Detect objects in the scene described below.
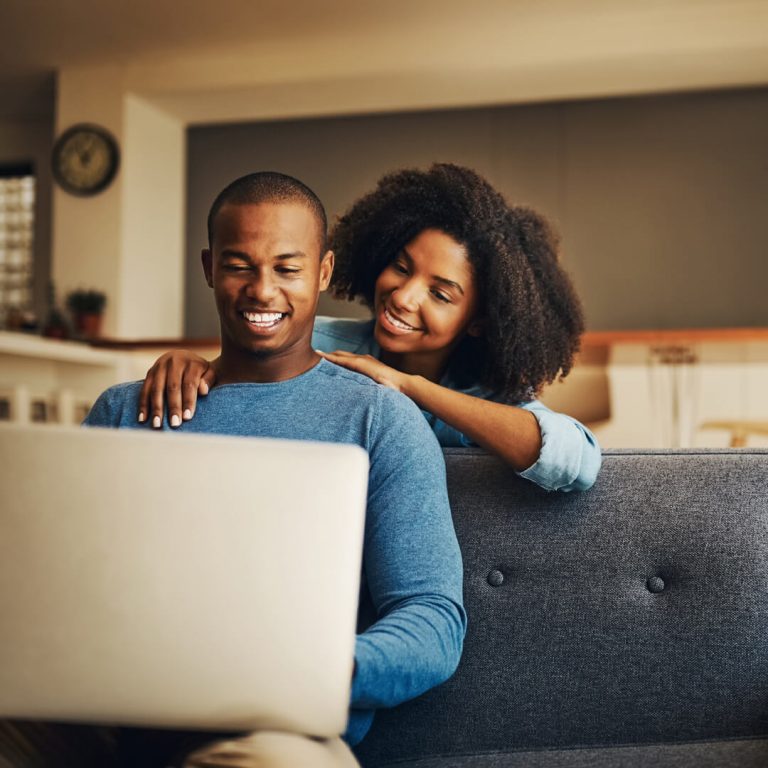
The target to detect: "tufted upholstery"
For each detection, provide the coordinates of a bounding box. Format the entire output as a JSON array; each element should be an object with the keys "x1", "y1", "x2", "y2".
[{"x1": 354, "y1": 449, "x2": 768, "y2": 768}]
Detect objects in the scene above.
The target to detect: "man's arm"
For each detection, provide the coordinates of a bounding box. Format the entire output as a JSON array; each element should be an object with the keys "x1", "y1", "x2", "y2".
[{"x1": 351, "y1": 389, "x2": 466, "y2": 712}]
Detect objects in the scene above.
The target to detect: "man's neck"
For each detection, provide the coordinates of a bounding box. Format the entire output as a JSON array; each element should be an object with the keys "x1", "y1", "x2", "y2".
[{"x1": 216, "y1": 342, "x2": 321, "y2": 385}]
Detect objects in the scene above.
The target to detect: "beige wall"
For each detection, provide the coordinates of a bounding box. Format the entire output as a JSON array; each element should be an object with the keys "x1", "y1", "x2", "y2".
[
  {"x1": 184, "y1": 87, "x2": 768, "y2": 337},
  {"x1": 52, "y1": 68, "x2": 186, "y2": 339},
  {"x1": 119, "y1": 95, "x2": 185, "y2": 338}
]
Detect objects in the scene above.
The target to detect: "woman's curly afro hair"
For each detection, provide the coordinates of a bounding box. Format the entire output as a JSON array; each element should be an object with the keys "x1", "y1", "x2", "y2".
[{"x1": 329, "y1": 163, "x2": 585, "y2": 403}]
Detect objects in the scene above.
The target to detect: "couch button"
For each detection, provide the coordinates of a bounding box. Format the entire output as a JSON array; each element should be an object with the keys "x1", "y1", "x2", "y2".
[
  {"x1": 647, "y1": 576, "x2": 665, "y2": 593},
  {"x1": 487, "y1": 570, "x2": 505, "y2": 587}
]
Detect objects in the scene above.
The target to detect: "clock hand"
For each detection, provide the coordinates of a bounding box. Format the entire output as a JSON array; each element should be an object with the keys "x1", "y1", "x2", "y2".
[{"x1": 78, "y1": 136, "x2": 97, "y2": 166}]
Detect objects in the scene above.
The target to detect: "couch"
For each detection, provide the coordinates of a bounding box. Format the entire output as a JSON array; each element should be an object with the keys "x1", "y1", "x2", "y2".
[{"x1": 354, "y1": 448, "x2": 768, "y2": 767}]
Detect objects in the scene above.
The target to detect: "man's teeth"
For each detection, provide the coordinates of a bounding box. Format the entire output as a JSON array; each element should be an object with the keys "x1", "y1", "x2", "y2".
[
  {"x1": 385, "y1": 307, "x2": 416, "y2": 331},
  {"x1": 242, "y1": 311, "x2": 284, "y2": 326}
]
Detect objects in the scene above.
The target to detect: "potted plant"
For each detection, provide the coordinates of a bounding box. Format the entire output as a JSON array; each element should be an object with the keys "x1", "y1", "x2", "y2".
[
  {"x1": 65, "y1": 288, "x2": 107, "y2": 338},
  {"x1": 42, "y1": 282, "x2": 70, "y2": 339}
]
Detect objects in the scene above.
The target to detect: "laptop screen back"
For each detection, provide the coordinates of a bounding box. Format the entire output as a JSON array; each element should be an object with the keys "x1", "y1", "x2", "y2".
[{"x1": 0, "y1": 424, "x2": 368, "y2": 737}]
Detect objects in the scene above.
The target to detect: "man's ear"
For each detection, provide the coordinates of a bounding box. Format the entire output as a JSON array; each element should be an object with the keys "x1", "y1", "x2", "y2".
[
  {"x1": 201, "y1": 249, "x2": 214, "y2": 288},
  {"x1": 467, "y1": 317, "x2": 485, "y2": 338},
  {"x1": 319, "y1": 250, "x2": 334, "y2": 292}
]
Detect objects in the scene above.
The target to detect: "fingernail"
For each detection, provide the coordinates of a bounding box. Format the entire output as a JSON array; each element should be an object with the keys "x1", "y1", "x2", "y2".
[
  {"x1": 183, "y1": 409, "x2": 192, "y2": 420},
  {"x1": 152, "y1": 416, "x2": 161, "y2": 429},
  {"x1": 200, "y1": 383, "x2": 209, "y2": 395},
  {"x1": 170, "y1": 414, "x2": 181, "y2": 428},
  {"x1": 138, "y1": 412, "x2": 145, "y2": 423}
]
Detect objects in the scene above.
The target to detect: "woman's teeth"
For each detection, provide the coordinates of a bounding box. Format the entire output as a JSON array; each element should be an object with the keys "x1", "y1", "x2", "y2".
[
  {"x1": 242, "y1": 311, "x2": 284, "y2": 327},
  {"x1": 384, "y1": 307, "x2": 417, "y2": 331}
]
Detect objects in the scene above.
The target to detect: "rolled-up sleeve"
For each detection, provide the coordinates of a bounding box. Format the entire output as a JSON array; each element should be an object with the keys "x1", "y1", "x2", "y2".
[{"x1": 517, "y1": 401, "x2": 602, "y2": 492}]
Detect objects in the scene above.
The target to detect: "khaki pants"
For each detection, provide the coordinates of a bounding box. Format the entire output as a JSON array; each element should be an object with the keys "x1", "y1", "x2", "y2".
[
  {"x1": 183, "y1": 732, "x2": 360, "y2": 768},
  {"x1": 0, "y1": 722, "x2": 360, "y2": 768}
]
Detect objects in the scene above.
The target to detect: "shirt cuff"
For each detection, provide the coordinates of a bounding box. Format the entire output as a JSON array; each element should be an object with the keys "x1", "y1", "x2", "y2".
[{"x1": 518, "y1": 408, "x2": 588, "y2": 491}]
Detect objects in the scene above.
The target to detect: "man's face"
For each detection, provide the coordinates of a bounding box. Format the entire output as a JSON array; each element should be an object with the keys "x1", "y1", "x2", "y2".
[{"x1": 202, "y1": 201, "x2": 333, "y2": 361}]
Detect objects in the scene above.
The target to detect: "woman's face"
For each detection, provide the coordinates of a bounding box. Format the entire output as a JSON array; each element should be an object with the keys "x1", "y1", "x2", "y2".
[{"x1": 373, "y1": 228, "x2": 481, "y2": 361}]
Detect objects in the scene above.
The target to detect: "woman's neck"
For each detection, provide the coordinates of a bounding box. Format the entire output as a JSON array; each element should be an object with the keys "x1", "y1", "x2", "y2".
[{"x1": 379, "y1": 348, "x2": 450, "y2": 383}]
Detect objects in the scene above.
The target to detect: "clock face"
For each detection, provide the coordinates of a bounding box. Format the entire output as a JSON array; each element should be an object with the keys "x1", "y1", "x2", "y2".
[{"x1": 52, "y1": 124, "x2": 120, "y2": 196}]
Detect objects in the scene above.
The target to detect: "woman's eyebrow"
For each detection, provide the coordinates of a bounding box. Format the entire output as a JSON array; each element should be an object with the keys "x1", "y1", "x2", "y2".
[
  {"x1": 433, "y1": 276, "x2": 464, "y2": 295},
  {"x1": 401, "y1": 246, "x2": 465, "y2": 295}
]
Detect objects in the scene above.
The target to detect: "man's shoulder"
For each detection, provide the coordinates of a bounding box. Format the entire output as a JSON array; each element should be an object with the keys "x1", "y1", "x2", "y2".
[
  {"x1": 312, "y1": 316, "x2": 376, "y2": 354},
  {"x1": 318, "y1": 361, "x2": 439, "y2": 443},
  {"x1": 317, "y1": 360, "x2": 426, "y2": 418},
  {"x1": 99, "y1": 380, "x2": 143, "y2": 404},
  {"x1": 108, "y1": 380, "x2": 142, "y2": 395},
  {"x1": 315, "y1": 358, "x2": 386, "y2": 396},
  {"x1": 83, "y1": 380, "x2": 143, "y2": 426}
]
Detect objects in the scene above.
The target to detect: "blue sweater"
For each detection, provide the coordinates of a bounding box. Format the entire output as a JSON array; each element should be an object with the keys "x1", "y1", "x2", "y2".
[
  {"x1": 313, "y1": 317, "x2": 602, "y2": 492},
  {"x1": 84, "y1": 358, "x2": 466, "y2": 745}
]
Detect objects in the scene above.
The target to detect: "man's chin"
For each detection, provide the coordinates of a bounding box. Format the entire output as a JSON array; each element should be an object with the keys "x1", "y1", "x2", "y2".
[
  {"x1": 221, "y1": 327, "x2": 283, "y2": 358},
  {"x1": 244, "y1": 345, "x2": 276, "y2": 359}
]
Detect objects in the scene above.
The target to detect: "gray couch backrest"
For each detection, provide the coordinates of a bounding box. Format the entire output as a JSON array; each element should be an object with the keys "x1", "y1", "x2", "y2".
[{"x1": 355, "y1": 448, "x2": 768, "y2": 766}]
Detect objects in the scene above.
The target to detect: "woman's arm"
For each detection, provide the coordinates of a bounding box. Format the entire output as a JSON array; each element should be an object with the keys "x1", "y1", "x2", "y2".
[
  {"x1": 136, "y1": 351, "x2": 219, "y2": 428},
  {"x1": 320, "y1": 350, "x2": 601, "y2": 490},
  {"x1": 403, "y1": 375, "x2": 542, "y2": 470},
  {"x1": 320, "y1": 351, "x2": 540, "y2": 469}
]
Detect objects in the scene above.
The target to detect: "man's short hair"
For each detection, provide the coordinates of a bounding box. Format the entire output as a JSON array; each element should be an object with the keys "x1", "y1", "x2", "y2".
[{"x1": 207, "y1": 171, "x2": 328, "y2": 252}]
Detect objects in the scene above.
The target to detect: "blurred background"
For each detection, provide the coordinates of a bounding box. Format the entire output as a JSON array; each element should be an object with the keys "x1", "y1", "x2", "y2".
[{"x1": 1, "y1": 0, "x2": 767, "y2": 447}]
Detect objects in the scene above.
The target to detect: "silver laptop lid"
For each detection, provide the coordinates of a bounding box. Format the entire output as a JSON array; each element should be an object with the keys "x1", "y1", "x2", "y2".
[{"x1": 0, "y1": 424, "x2": 368, "y2": 736}]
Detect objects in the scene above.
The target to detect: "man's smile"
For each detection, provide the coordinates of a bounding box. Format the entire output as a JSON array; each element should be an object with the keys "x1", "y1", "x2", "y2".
[{"x1": 240, "y1": 310, "x2": 288, "y2": 331}]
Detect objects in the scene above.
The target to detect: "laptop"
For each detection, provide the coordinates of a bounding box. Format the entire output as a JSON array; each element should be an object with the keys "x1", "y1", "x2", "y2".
[{"x1": 0, "y1": 423, "x2": 368, "y2": 737}]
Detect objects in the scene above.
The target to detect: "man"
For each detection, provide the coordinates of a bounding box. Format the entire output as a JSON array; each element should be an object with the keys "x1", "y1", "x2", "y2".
[{"x1": 4, "y1": 172, "x2": 465, "y2": 768}]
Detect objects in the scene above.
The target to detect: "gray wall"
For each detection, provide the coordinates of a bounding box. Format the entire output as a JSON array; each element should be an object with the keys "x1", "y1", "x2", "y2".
[{"x1": 185, "y1": 88, "x2": 768, "y2": 338}]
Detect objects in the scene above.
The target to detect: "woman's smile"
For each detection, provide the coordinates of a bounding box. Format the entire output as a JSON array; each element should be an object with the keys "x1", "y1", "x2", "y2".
[{"x1": 379, "y1": 305, "x2": 422, "y2": 335}]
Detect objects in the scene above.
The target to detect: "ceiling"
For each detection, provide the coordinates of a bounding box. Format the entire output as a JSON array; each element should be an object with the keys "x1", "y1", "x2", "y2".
[{"x1": 2, "y1": 0, "x2": 768, "y2": 121}]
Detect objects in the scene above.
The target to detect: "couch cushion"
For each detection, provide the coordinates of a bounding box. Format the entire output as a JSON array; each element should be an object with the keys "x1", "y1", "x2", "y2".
[
  {"x1": 355, "y1": 449, "x2": 768, "y2": 767},
  {"x1": 369, "y1": 737, "x2": 768, "y2": 768}
]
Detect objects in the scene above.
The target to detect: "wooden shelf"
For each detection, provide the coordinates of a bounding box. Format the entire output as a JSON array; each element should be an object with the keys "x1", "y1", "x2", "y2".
[
  {"x1": 89, "y1": 337, "x2": 220, "y2": 350},
  {"x1": 582, "y1": 327, "x2": 768, "y2": 347},
  {"x1": 84, "y1": 328, "x2": 768, "y2": 352},
  {"x1": 0, "y1": 331, "x2": 123, "y2": 366}
]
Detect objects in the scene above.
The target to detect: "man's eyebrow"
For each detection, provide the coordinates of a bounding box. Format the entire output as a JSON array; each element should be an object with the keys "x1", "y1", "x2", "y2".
[
  {"x1": 220, "y1": 249, "x2": 251, "y2": 260},
  {"x1": 275, "y1": 251, "x2": 307, "y2": 260},
  {"x1": 219, "y1": 250, "x2": 307, "y2": 261},
  {"x1": 400, "y1": 246, "x2": 465, "y2": 296}
]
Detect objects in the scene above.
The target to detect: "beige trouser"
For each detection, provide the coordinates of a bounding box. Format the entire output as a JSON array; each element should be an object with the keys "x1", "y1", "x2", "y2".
[
  {"x1": 183, "y1": 731, "x2": 360, "y2": 768},
  {"x1": 0, "y1": 722, "x2": 360, "y2": 768}
]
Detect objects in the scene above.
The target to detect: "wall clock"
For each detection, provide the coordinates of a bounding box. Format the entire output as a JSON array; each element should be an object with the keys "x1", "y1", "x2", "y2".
[{"x1": 52, "y1": 123, "x2": 120, "y2": 196}]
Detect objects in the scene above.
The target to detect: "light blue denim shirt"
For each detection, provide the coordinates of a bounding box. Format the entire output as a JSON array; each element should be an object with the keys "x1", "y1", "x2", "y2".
[{"x1": 313, "y1": 316, "x2": 602, "y2": 492}]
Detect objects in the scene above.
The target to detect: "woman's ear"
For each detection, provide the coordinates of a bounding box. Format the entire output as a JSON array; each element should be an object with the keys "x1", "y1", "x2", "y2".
[{"x1": 467, "y1": 317, "x2": 485, "y2": 338}]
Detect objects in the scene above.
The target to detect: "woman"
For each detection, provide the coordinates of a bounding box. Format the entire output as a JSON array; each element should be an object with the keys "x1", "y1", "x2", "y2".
[{"x1": 139, "y1": 163, "x2": 600, "y2": 491}]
